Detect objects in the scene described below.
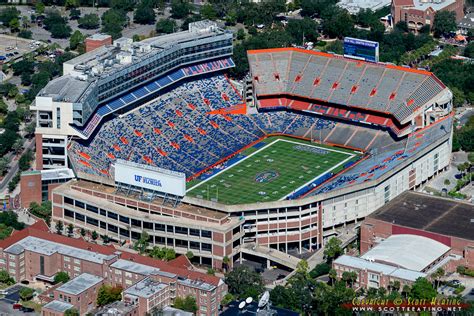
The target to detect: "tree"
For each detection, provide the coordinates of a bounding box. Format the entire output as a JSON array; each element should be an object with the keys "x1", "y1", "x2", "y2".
[
  {"x1": 69, "y1": 8, "x2": 81, "y2": 20},
  {"x1": 432, "y1": 10, "x2": 457, "y2": 37},
  {"x1": 12, "y1": 60, "x2": 35, "y2": 76},
  {"x1": 464, "y1": 42, "x2": 474, "y2": 58},
  {"x1": 221, "y1": 293, "x2": 234, "y2": 306},
  {"x1": 69, "y1": 30, "x2": 84, "y2": 51},
  {"x1": 101, "y1": 234, "x2": 110, "y2": 244},
  {"x1": 55, "y1": 220, "x2": 64, "y2": 235},
  {"x1": 111, "y1": 0, "x2": 135, "y2": 11},
  {"x1": 394, "y1": 21, "x2": 409, "y2": 32},
  {"x1": 173, "y1": 296, "x2": 198, "y2": 313},
  {"x1": 18, "y1": 30, "x2": 32, "y2": 39},
  {"x1": 12, "y1": 138, "x2": 23, "y2": 154},
  {"x1": 207, "y1": 268, "x2": 215, "y2": 275},
  {"x1": 35, "y1": 2, "x2": 46, "y2": 15},
  {"x1": 44, "y1": 10, "x2": 72, "y2": 39},
  {"x1": 18, "y1": 149, "x2": 33, "y2": 171},
  {"x1": 185, "y1": 251, "x2": 194, "y2": 260},
  {"x1": 0, "y1": 269, "x2": 14, "y2": 285},
  {"x1": 171, "y1": 0, "x2": 191, "y2": 19},
  {"x1": 155, "y1": 18, "x2": 176, "y2": 34},
  {"x1": 328, "y1": 268, "x2": 337, "y2": 285},
  {"x1": 80, "y1": 228, "x2": 86, "y2": 237},
  {"x1": 65, "y1": 0, "x2": 79, "y2": 9},
  {"x1": 444, "y1": 179, "x2": 451, "y2": 186},
  {"x1": 200, "y1": 4, "x2": 217, "y2": 20},
  {"x1": 78, "y1": 13, "x2": 100, "y2": 29},
  {"x1": 236, "y1": 28, "x2": 245, "y2": 41},
  {"x1": 322, "y1": 7, "x2": 354, "y2": 38},
  {"x1": 67, "y1": 223, "x2": 74, "y2": 236},
  {"x1": 91, "y1": 231, "x2": 98, "y2": 240},
  {"x1": 134, "y1": 4, "x2": 156, "y2": 25},
  {"x1": 410, "y1": 277, "x2": 436, "y2": 300},
  {"x1": 133, "y1": 231, "x2": 149, "y2": 254},
  {"x1": 97, "y1": 285, "x2": 123, "y2": 306},
  {"x1": 54, "y1": 271, "x2": 70, "y2": 284},
  {"x1": 0, "y1": 7, "x2": 20, "y2": 26},
  {"x1": 323, "y1": 237, "x2": 342, "y2": 262},
  {"x1": 431, "y1": 267, "x2": 444, "y2": 289},
  {"x1": 64, "y1": 308, "x2": 79, "y2": 316},
  {"x1": 309, "y1": 262, "x2": 331, "y2": 278},
  {"x1": 0, "y1": 157, "x2": 9, "y2": 175},
  {"x1": 50, "y1": 23, "x2": 72, "y2": 38},
  {"x1": 163, "y1": 248, "x2": 176, "y2": 261},
  {"x1": 9, "y1": 18, "x2": 20, "y2": 33},
  {"x1": 286, "y1": 18, "x2": 319, "y2": 45},
  {"x1": 102, "y1": 9, "x2": 127, "y2": 39},
  {"x1": 225, "y1": 266, "x2": 264, "y2": 299},
  {"x1": 19, "y1": 287, "x2": 35, "y2": 301},
  {"x1": 222, "y1": 255, "x2": 230, "y2": 271},
  {"x1": 342, "y1": 271, "x2": 358, "y2": 288}
]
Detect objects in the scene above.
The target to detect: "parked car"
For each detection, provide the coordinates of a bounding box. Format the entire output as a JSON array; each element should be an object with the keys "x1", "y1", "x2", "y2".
[
  {"x1": 449, "y1": 279, "x2": 461, "y2": 286},
  {"x1": 20, "y1": 306, "x2": 34, "y2": 313},
  {"x1": 13, "y1": 303, "x2": 22, "y2": 309}
]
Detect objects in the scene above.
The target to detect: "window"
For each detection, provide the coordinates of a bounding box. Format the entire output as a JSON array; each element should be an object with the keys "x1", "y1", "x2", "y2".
[
  {"x1": 143, "y1": 221, "x2": 153, "y2": 230},
  {"x1": 201, "y1": 230, "x2": 212, "y2": 238},
  {"x1": 86, "y1": 217, "x2": 99, "y2": 226},
  {"x1": 131, "y1": 219, "x2": 141, "y2": 228},
  {"x1": 40, "y1": 256, "x2": 44, "y2": 275},
  {"x1": 64, "y1": 257, "x2": 70, "y2": 262},
  {"x1": 64, "y1": 209, "x2": 74, "y2": 218},
  {"x1": 64, "y1": 197, "x2": 74, "y2": 205},
  {"x1": 201, "y1": 243, "x2": 212, "y2": 252},
  {"x1": 75, "y1": 212, "x2": 85, "y2": 222},
  {"x1": 190, "y1": 228, "x2": 200, "y2": 237},
  {"x1": 86, "y1": 204, "x2": 98, "y2": 213},
  {"x1": 100, "y1": 209, "x2": 107, "y2": 216},
  {"x1": 75, "y1": 200, "x2": 85, "y2": 209},
  {"x1": 155, "y1": 223, "x2": 165, "y2": 231},
  {"x1": 119, "y1": 215, "x2": 130, "y2": 224},
  {"x1": 175, "y1": 226, "x2": 188, "y2": 235},
  {"x1": 108, "y1": 212, "x2": 118, "y2": 220},
  {"x1": 167, "y1": 225, "x2": 174, "y2": 233}
]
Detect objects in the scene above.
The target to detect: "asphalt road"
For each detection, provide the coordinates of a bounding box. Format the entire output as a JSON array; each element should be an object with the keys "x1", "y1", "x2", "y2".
[{"x1": 0, "y1": 138, "x2": 35, "y2": 195}]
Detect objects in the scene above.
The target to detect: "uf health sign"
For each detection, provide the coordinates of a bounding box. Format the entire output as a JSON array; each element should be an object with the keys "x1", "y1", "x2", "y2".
[{"x1": 115, "y1": 160, "x2": 186, "y2": 197}]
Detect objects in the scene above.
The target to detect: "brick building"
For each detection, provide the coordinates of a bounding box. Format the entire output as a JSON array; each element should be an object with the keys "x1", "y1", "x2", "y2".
[
  {"x1": 0, "y1": 221, "x2": 227, "y2": 316},
  {"x1": 85, "y1": 34, "x2": 112, "y2": 53},
  {"x1": 391, "y1": 0, "x2": 464, "y2": 32},
  {"x1": 360, "y1": 191, "x2": 474, "y2": 272}
]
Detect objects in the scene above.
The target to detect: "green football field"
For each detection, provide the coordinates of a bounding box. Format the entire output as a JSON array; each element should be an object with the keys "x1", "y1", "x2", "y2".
[{"x1": 186, "y1": 136, "x2": 360, "y2": 205}]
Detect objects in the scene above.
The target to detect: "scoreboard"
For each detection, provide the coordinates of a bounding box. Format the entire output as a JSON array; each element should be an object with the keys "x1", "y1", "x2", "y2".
[{"x1": 343, "y1": 37, "x2": 379, "y2": 63}]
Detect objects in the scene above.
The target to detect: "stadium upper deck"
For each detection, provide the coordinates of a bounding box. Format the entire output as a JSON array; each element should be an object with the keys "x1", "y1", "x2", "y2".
[{"x1": 247, "y1": 48, "x2": 451, "y2": 127}]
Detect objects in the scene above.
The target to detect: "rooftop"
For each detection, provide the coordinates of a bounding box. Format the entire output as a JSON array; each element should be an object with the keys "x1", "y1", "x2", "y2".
[
  {"x1": 337, "y1": 0, "x2": 391, "y2": 14},
  {"x1": 110, "y1": 259, "x2": 161, "y2": 276},
  {"x1": 412, "y1": 0, "x2": 456, "y2": 11},
  {"x1": 458, "y1": 13, "x2": 474, "y2": 28},
  {"x1": 87, "y1": 33, "x2": 112, "y2": 41},
  {"x1": 43, "y1": 300, "x2": 74, "y2": 313},
  {"x1": 5, "y1": 236, "x2": 115, "y2": 264},
  {"x1": 368, "y1": 191, "x2": 474, "y2": 241},
  {"x1": 57, "y1": 273, "x2": 104, "y2": 295},
  {"x1": 334, "y1": 255, "x2": 427, "y2": 281},
  {"x1": 124, "y1": 277, "x2": 167, "y2": 298},
  {"x1": 92, "y1": 300, "x2": 137, "y2": 315},
  {"x1": 361, "y1": 234, "x2": 450, "y2": 271},
  {"x1": 41, "y1": 168, "x2": 75, "y2": 181}
]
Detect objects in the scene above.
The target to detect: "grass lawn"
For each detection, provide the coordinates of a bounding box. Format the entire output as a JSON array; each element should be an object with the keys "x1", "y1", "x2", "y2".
[{"x1": 187, "y1": 136, "x2": 359, "y2": 204}]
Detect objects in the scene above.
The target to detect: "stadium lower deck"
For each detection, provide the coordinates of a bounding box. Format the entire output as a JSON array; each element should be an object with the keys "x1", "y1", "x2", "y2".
[{"x1": 69, "y1": 74, "x2": 453, "y2": 204}]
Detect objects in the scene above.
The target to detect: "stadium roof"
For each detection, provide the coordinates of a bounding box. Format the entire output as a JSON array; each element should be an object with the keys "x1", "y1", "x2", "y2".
[
  {"x1": 334, "y1": 255, "x2": 427, "y2": 281},
  {"x1": 361, "y1": 234, "x2": 450, "y2": 271},
  {"x1": 247, "y1": 48, "x2": 447, "y2": 124},
  {"x1": 368, "y1": 191, "x2": 474, "y2": 241}
]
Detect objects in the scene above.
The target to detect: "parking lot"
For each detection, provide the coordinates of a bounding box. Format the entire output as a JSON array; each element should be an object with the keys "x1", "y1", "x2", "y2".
[
  {"x1": 0, "y1": 284, "x2": 37, "y2": 315},
  {"x1": 0, "y1": 35, "x2": 37, "y2": 62}
]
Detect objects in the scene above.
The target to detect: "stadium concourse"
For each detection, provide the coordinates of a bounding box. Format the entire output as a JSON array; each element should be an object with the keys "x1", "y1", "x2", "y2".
[{"x1": 26, "y1": 30, "x2": 453, "y2": 269}]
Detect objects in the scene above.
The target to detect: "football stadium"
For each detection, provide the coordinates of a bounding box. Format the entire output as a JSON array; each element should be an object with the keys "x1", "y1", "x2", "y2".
[{"x1": 26, "y1": 21, "x2": 454, "y2": 269}]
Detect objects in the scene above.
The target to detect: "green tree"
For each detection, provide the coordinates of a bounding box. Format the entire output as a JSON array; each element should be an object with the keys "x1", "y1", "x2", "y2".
[
  {"x1": 78, "y1": 13, "x2": 100, "y2": 29},
  {"x1": 323, "y1": 237, "x2": 342, "y2": 262},
  {"x1": 322, "y1": 7, "x2": 354, "y2": 38},
  {"x1": 96, "y1": 285, "x2": 123, "y2": 306},
  {"x1": 133, "y1": 231, "x2": 149, "y2": 254},
  {"x1": 464, "y1": 42, "x2": 474, "y2": 58},
  {"x1": 67, "y1": 223, "x2": 74, "y2": 236},
  {"x1": 410, "y1": 277, "x2": 436, "y2": 300},
  {"x1": 225, "y1": 266, "x2": 264, "y2": 299},
  {"x1": 163, "y1": 248, "x2": 176, "y2": 261},
  {"x1": 64, "y1": 308, "x2": 80, "y2": 316},
  {"x1": 0, "y1": 224, "x2": 13, "y2": 240},
  {"x1": 55, "y1": 220, "x2": 64, "y2": 235},
  {"x1": 342, "y1": 271, "x2": 358, "y2": 288},
  {"x1": 155, "y1": 18, "x2": 176, "y2": 34},
  {"x1": 134, "y1": 3, "x2": 156, "y2": 25},
  {"x1": 9, "y1": 18, "x2": 20, "y2": 33},
  {"x1": 54, "y1": 271, "x2": 70, "y2": 284},
  {"x1": 185, "y1": 251, "x2": 194, "y2": 260},
  {"x1": 35, "y1": 2, "x2": 46, "y2": 15},
  {"x1": 101, "y1": 9, "x2": 127, "y2": 39},
  {"x1": 18, "y1": 30, "x2": 32, "y2": 39},
  {"x1": 173, "y1": 296, "x2": 197, "y2": 314},
  {"x1": 91, "y1": 231, "x2": 98, "y2": 240},
  {"x1": 19, "y1": 287, "x2": 35, "y2": 301},
  {"x1": 0, "y1": 157, "x2": 9, "y2": 175},
  {"x1": 221, "y1": 293, "x2": 234, "y2": 306},
  {"x1": 200, "y1": 4, "x2": 217, "y2": 20},
  {"x1": 69, "y1": 30, "x2": 85, "y2": 51},
  {"x1": 0, "y1": 270, "x2": 14, "y2": 285},
  {"x1": 236, "y1": 28, "x2": 245, "y2": 40},
  {"x1": 0, "y1": 7, "x2": 20, "y2": 26},
  {"x1": 311, "y1": 281, "x2": 354, "y2": 315},
  {"x1": 286, "y1": 17, "x2": 319, "y2": 45},
  {"x1": 69, "y1": 8, "x2": 81, "y2": 20},
  {"x1": 309, "y1": 262, "x2": 331, "y2": 278},
  {"x1": 12, "y1": 138, "x2": 23, "y2": 154},
  {"x1": 207, "y1": 268, "x2": 215, "y2": 275},
  {"x1": 171, "y1": 0, "x2": 191, "y2": 19},
  {"x1": 80, "y1": 228, "x2": 86, "y2": 237},
  {"x1": 111, "y1": 0, "x2": 135, "y2": 11},
  {"x1": 44, "y1": 10, "x2": 72, "y2": 39},
  {"x1": 0, "y1": 211, "x2": 24, "y2": 230},
  {"x1": 432, "y1": 10, "x2": 457, "y2": 37}
]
